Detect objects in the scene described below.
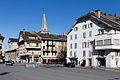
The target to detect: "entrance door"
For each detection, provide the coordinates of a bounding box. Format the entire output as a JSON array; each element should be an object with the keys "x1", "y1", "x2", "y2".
[
  {"x1": 89, "y1": 59, "x2": 92, "y2": 66},
  {"x1": 98, "y1": 58, "x2": 106, "y2": 67},
  {"x1": 81, "y1": 60, "x2": 86, "y2": 66}
]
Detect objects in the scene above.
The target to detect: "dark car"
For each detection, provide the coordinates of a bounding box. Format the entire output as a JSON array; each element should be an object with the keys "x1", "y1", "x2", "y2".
[
  {"x1": 65, "y1": 62, "x2": 75, "y2": 68},
  {"x1": 71, "y1": 63, "x2": 75, "y2": 67},
  {"x1": 5, "y1": 60, "x2": 14, "y2": 66}
]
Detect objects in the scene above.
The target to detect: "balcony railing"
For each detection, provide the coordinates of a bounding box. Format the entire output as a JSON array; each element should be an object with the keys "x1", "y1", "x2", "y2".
[{"x1": 95, "y1": 33, "x2": 120, "y2": 50}]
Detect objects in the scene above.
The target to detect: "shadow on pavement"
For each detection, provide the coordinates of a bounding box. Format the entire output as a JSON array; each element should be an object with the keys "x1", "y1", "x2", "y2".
[{"x1": 0, "y1": 72, "x2": 10, "y2": 76}]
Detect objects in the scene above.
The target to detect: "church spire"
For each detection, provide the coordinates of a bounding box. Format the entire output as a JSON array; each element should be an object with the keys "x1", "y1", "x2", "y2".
[{"x1": 39, "y1": 10, "x2": 49, "y2": 34}]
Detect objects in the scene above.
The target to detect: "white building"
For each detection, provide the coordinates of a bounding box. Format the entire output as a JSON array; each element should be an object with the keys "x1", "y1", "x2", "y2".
[
  {"x1": 67, "y1": 10, "x2": 120, "y2": 68},
  {"x1": 5, "y1": 38, "x2": 19, "y2": 63}
]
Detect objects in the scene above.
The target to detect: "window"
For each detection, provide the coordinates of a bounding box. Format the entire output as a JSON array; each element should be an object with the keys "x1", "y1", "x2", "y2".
[
  {"x1": 36, "y1": 43, "x2": 39, "y2": 47},
  {"x1": 75, "y1": 43, "x2": 77, "y2": 49},
  {"x1": 43, "y1": 52, "x2": 45, "y2": 56},
  {"x1": 74, "y1": 51, "x2": 77, "y2": 57},
  {"x1": 75, "y1": 34, "x2": 77, "y2": 39},
  {"x1": 43, "y1": 41, "x2": 45, "y2": 43},
  {"x1": 74, "y1": 27, "x2": 78, "y2": 31},
  {"x1": 89, "y1": 31, "x2": 92, "y2": 37},
  {"x1": 89, "y1": 51, "x2": 92, "y2": 57},
  {"x1": 104, "y1": 39, "x2": 111, "y2": 45},
  {"x1": 83, "y1": 32, "x2": 86, "y2": 38},
  {"x1": 70, "y1": 35, "x2": 72, "y2": 40},
  {"x1": 113, "y1": 39, "x2": 119, "y2": 45},
  {"x1": 82, "y1": 42, "x2": 87, "y2": 48},
  {"x1": 101, "y1": 29, "x2": 104, "y2": 34},
  {"x1": 30, "y1": 43, "x2": 37, "y2": 47},
  {"x1": 87, "y1": 42, "x2": 89, "y2": 48},
  {"x1": 84, "y1": 25, "x2": 87, "y2": 29},
  {"x1": 70, "y1": 51, "x2": 72, "y2": 56},
  {"x1": 82, "y1": 25, "x2": 84, "y2": 29},
  {"x1": 96, "y1": 40, "x2": 103, "y2": 46},
  {"x1": 83, "y1": 25, "x2": 87, "y2": 29},
  {"x1": 116, "y1": 61, "x2": 118, "y2": 66},
  {"x1": 70, "y1": 44, "x2": 72, "y2": 49},
  {"x1": 98, "y1": 29, "x2": 104, "y2": 35},
  {"x1": 76, "y1": 27, "x2": 78, "y2": 31},
  {"x1": 9, "y1": 45, "x2": 11, "y2": 48},
  {"x1": 43, "y1": 46, "x2": 45, "y2": 49},
  {"x1": 90, "y1": 23, "x2": 93, "y2": 28},
  {"x1": 82, "y1": 42, "x2": 84, "y2": 48},
  {"x1": 115, "y1": 51, "x2": 119, "y2": 57},
  {"x1": 83, "y1": 51, "x2": 86, "y2": 57},
  {"x1": 84, "y1": 42, "x2": 87, "y2": 48}
]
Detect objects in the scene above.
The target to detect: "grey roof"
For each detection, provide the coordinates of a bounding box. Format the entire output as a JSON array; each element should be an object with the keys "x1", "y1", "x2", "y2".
[
  {"x1": 38, "y1": 33, "x2": 67, "y2": 41},
  {"x1": 67, "y1": 10, "x2": 120, "y2": 34}
]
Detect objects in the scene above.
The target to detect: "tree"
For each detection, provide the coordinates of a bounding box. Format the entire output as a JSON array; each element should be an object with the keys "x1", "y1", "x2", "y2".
[{"x1": 57, "y1": 52, "x2": 64, "y2": 59}]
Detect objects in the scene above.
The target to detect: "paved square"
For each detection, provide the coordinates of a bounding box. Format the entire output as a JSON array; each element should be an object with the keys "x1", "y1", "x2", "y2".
[{"x1": 0, "y1": 64, "x2": 120, "y2": 80}]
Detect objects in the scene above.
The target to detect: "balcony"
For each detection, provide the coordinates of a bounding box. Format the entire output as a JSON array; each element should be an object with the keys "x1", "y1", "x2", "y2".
[
  {"x1": 95, "y1": 33, "x2": 120, "y2": 50},
  {"x1": 25, "y1": 45, "x2": 41, "y2": 49}
]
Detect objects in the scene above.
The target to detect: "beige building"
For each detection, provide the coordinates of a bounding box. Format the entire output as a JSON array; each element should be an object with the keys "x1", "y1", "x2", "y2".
[
  {"x1": 18, "y1": 11, "x2": 67, "y2": 64},
  {"x1": 5, "y1": 38, "x2": 19, "y2": 63},
  {"x1": 18, "y1": 31, "x2": 41, "y2": 63}
]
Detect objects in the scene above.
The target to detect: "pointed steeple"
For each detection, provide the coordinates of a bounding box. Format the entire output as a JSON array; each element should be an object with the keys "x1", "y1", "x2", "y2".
[{"x1": 39, "y1": 10, "x2": 49, "y2": 34}]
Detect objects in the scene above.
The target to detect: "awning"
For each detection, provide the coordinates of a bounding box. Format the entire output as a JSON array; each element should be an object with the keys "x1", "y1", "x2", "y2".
[
  {"x1": 96, "y1": 57, "x2": 106, "y2": 59},
  {"x1": 69, "y1": 57, "x2": 78, "y2": 60}
]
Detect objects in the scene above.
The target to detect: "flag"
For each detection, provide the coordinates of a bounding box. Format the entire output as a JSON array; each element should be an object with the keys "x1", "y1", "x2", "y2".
[{"x1": 90, "y1": 41, "x2": 93, "y2": 52}]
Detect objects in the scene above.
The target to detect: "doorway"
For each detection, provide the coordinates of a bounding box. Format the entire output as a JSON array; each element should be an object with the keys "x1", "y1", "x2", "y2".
[
  {"x1": 97, "y1": 58, "x2": 106, "y2": 67},
  {"x1": 88, "y1": 59, "x2": 92, "y2": 66}
]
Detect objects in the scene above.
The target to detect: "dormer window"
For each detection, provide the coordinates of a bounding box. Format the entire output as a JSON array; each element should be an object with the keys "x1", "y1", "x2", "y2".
[
  {"x1": 74, "y1": 27, "x2": 78, "y2": 31},
  {"x1": 83, "y1": 24, "x2": 87, "y2": 30},
  {"x1": 98, "y1": 29, "x2": 104, "y2": 35}
]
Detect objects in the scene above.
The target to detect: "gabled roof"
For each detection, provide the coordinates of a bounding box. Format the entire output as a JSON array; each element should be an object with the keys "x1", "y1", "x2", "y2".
[
  {"x1": 67, "y1": 10, "x2": 120, "y2": 34},
  {"x1": 18, "y1": 30, "x2": 67, "y2": 44},
  {"x1": 8, "y1": 38, "x2": 18, "y2": 43},
  {"x1": 18, "y1": 31, "x2": 41, "y2": 43},
  {"x1": 0, "y1": 34, "x2": 4, "y2": 40}
]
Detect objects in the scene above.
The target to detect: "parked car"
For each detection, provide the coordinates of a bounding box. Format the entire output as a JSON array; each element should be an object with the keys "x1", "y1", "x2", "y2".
[
  {"x1": 65, "y1": 62, "x2": 75, "y2": 68},
  {"x1": 5, "y1": 60, "x2": 14, "y2": 66}
]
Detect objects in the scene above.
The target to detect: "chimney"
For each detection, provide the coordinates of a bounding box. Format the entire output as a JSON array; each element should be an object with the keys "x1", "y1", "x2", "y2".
[{"x1": 95, "y1": 10, "x2": 101, "y2": 18}]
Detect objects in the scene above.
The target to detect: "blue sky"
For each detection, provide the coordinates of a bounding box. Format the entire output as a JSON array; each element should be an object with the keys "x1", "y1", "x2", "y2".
[{"x1": 0, "y1": 0, "x2": 120, "y2": 52}]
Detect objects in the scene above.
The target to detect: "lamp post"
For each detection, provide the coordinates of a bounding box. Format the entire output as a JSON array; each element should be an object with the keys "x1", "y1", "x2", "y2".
[{"x1": 32, "y1": 52, "x2": 34, "y2": 63}]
